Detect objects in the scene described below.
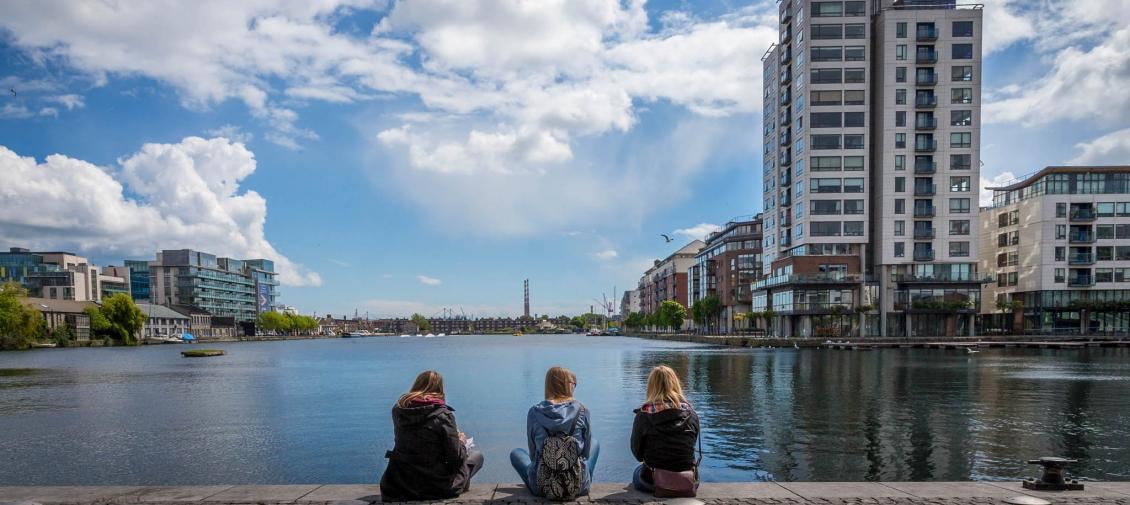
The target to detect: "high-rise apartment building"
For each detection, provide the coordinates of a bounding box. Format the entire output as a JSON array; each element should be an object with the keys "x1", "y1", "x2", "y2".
[
  {"x1": 979, "y1": 166, "x2": 1130, "y2": 335},
  {"x1": 148, "y1": 249, "x2": 278, "y2": 322},
  {"x1": 757, "y1": 0, "x2": 983, "y2": 337}
]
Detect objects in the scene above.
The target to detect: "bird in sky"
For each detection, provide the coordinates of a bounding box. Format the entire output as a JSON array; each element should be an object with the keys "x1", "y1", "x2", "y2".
[
  {"x1": 660, "y1": 234, "x2": 673, "y2": 243},
  {"x1": 8, "y1": 88, "x2": 15, "y2": 98}
]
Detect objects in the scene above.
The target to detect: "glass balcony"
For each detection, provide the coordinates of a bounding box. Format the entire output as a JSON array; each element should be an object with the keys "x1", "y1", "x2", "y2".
[
  {"x1": 914, "y1": 184, "x2": 936, "y2": 196},
  {"x1": 915, "y1": 140, "x2": 937, "y2": 152},
  {"x1": 913, "y1": 206, "x2": 936, "y2": 218},
  {"x1": 1068, "y1": 276, "x2": 1094, "y2": 287},
  {"x1": 914, "y1": 249, "x2": 935, "y2": 262},
  {"x1": 1069, "y1": 232, "x2": 1095, "y2": 244},
  {"x1": 780, "y1": 131, "x2": 791, "y2": 146},
  {"x1": 913, "y1": 228, "x2": 935, "y2": 240},
  {"x1": 781, "y1": 25, "x2": 793, "y2": 43},
  {"x1": 1068, "y1": 253, "x2": 1094, "y2": 265},
  {"x1": 915, "y1": 117, "x2": 936, "y2": 130},
  {"x1": 914, "y1": 161, "x2": 936, "y2": 174},
  {"x1": 1069, "y1": 208, "x2": 1095, "y2": 222},
  {"x1": 916, "y1": 73, "x2": 938, "y2": 86},
  {"x1": 916, "y1": 27, "x2": 938, "y2": 41},
  {"x1": 915, "y1": 96, "x2": 937, "y2": 109},
  {"x1": 916, "y1": 51, "x2": 938, "y2": 64}
]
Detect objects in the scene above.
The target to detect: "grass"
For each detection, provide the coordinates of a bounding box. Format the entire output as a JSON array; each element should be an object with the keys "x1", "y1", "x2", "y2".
[{"x1": 181, "y1": 349, "x2": 225, "y2": 358}]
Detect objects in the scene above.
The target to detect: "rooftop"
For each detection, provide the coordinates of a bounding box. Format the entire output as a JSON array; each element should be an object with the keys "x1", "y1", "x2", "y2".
[{"x1": 986, "y1": 165, "x2": 1130, "y2": 192}]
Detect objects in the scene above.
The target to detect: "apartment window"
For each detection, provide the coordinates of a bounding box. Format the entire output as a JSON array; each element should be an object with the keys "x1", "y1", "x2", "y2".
[
  {"x1": 896, "y1": 22, "x2": 907, "y2": 38},
  {"x1": 1056, "y1": 202, "x2": 1067, "y2": 218},
  {"x1": 844, "y1": 23, "x2": 866, "y2": 39},
  {"x1": 844, "y1": 156, "x2": 864, "y2": 170},
  {"x1": 1055, "y1": 246, "x2": 1066, "y2": 261},
  {"x1": 895, "y1": 198, "x2": 905, "y2": 214},
  {"x1": 1097, "y1": 224, "x2": 1114, "y2": 239},
  {"x1": 950, "y1": 220, "x2": 970, "y2": 235},
  {"x1": 951, "y1": 90, "x2": 973, "y2": 108},
  {"x1": 895, "y1": 220, "x2": 905, "y2": 236},
  {"x1": 844, "y1": 199, "x2": 864, "y2": 214},
  {"x1": 844, "y1": 1, "x2": 865, "y2": 16},
  {"x1": 811, "y1": 178, "x2": 842, "y2": 193},
  {"x1": 1118, "y1": 224, "x2": 1130, "y2": 239},
  {"x1": 1118, "y1": 202, "x2": 1130, "y2": 216},
  {"x1": 811, "y1": 134, "x2": 841, "y2": 150},
  {"x1": 896, "y1": 67, "x2": 907, "y2": 83},
  {"x1": 950, "y1": 154, "x2": 971, "y2": 170},
  {"x1": 811, "y1": 46, "x2": 843, "y2": 62},
  {"x1": 1097, "y1": 202, "x2": 1115, "y2": 217},
  {"x1": 812, "y1": 2, "x2": 843, "y2": 17},
  {"x1": 844, "y1": 89, "x2": 865, "y2": 105},
  {"x1": 952, "y1": 66, "x2": 973, "y2": 81},
  {"x1": 812, "y1": 156, "x2": 842, "y2": 171},
  {"x1": 997, "y1": 233, "x2": 1009, "y2": 247},
  {"x1": 843, "y1": 177, "x2": 864, "y2": 192},
  {"x1": 1055, "y1": 224, "x2": 1066, "y2": 240},
  {"x1": 895, "y1": 242, "x2": 905, "y2": 257},
  {"x1": 844, "y1": 111, "x2": 865, "y2": 127},
  {"x1": 812, "y1": 90, "x2": 842, "y2": 106},
  {"x1": 845, "y1": 46, "x2": 865, "y2": 61},
  {"x1": 895, "y1": 177, "x2": 906, "y2": 192},
  {"x1": 844, "y1": 221, "x2": 864, "y2": 236},
  {"x1": 811, "y1": 221, "x2": 842, "y2": 236},
  {"x1": 1097, "y1": 247, "x2": 1112, "y2": 261},
  {"x1": 844, "y1": 68, "x2": 865, "y2": 83},
  {"x1": 844, "y1": 134, "x2": 865, "y2": 149},
  {"x1": 951, "y1": 132, "x2": 972, "y2": 148},
  {"x1": 812, "y1": 24, "x2": 843, "y2": 39},
  {"x1": 951, "y1": 110, "x2": 972, "y2": 126},
  {"x1": 952, "y1": 43, "x2": 974, "y2": 59},
  {"x1": 895, "y1": 132, "x2": 906, "y2": 148},
  {"x1": 950, "y1": 176, "x2": 970, "y2": 192},
  {"x1": 811, "y1": 68, "x2": 842, "y2": 84},
  {"x1": 896, "y1": 44, "x2": 907, "y2": 60},
  {"x1": 1054, "y1": 268, "x2": 1065, "y2": 283},
  {"x1": 812, "y1": 200, "x2": 842, "y2": 214},
  {"x1": 811, "y1": 112, "x2": 842, "y2": 128},
  {"x1": 1097, "y1": 268, "x2": 1114, "y2": 283},
  {"x1": 949, "y1": 241, "x2": 970, "y2": 257},
  {"x1": 895, "y1": 89, "x2": 906, "y2": 105},
  {"x1": 950, "y1": 198, "x2": 970, "y2": 213},
  {"x1": 952, "y1": 21, "x2": 974, "y2": 37}
]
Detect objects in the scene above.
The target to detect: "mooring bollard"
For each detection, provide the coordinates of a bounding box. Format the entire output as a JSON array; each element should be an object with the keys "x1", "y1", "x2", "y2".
[{"x1": 1022, "y1": 456, "x2": 1084, "y2": 491}]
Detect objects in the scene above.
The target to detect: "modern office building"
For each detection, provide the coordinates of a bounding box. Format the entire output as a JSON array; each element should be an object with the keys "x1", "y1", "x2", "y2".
[
  {"x1": 979, "y1": 166, "x2": 1130, "y2": 334},
  {"x1": 689, "y1": 215, "x2": 764, "y2": 333},
  {"x1": 123, "y1": 259, "x2": 151, "y2": 301},
  {"x1": 148, "y1": 249, "x2": 278, "y2": 322},
  {"x1": 758, "y1": 0, "x2": 983, "y2": 337},
  {"x1": 638, "y1": 240, "x2": 704, "y2": 324},
  {"x1": 99, "y1": 266, "x2": 131, "y2": 299},
  {"x1": 0, "y1": 248, "x2": 102, "y2": 302}
]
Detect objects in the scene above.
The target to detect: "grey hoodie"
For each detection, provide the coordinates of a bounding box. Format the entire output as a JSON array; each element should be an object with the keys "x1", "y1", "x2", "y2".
[{"x1": 525, "y1": 399, "x2": 592, "y2": 496}]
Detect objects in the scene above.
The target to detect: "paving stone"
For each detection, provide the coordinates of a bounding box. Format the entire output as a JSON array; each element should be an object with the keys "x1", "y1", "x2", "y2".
[
  {"x1": 777, "y1": 483, "x2": 915, "y2": 499},
  {"x1": 696, "y1": 483, "x2": 801, "y2": 500},
  {"x1": 23, "y1": 486, "x2": 144, "y2": 503},
  {"x1": 878, "y1": 482, "x2": 1020, "y2": 498},
  {"x1": 0, "y1": 488, "x2": 47, "y2": 501},
  {"x1": 297, "y1": 485, "x2": 382, "y2": 502},
  {"x1": 203, "y1": 485, "x2": 322, "y2": 502},
  {"x1": 490, "y1": 484, "x2": 547, "y2": 503},
  {"x1": 1090, "y1": 483, "x2": 1130, "y2": 497},
  {"x1": 583, "y1": 484, "x2": 651, "y2": 502},
  {"x1": 135, "y1": 486, "x2": 235, "y2": 502},
  {"x1": 986, "y1": 481, "x2": 1130, "y2": 499}
]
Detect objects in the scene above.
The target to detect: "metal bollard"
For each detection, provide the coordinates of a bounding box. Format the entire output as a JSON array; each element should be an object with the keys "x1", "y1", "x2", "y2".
[{"x1": 1021, "y1": 457, "x2": 1084, "y2": 491}]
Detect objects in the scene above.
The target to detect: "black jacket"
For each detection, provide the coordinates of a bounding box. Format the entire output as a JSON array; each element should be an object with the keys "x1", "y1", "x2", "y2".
[
  {"x1": 630, "y1": 405, "x2": 700, "y2": 472},
  {"x1": 380, "y1": 403, "x2": 468, "y2": 501}
]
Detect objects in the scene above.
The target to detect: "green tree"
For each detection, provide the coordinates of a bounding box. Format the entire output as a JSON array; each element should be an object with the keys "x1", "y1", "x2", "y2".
[
  {"x1": 100, "y1": 293, "x2": 145, "y2": 345},
  {"x1": 0, "y1": 282, "x2": 44, "y2": 350},
  {"x1": 257, "y1": 311, "x2": 287, "y2": 332},
  {"x1": 657, "y1": 300, "x2": 687, "y2": 331},
  {"x1": 624, "y1": 311, "x2": 644, "y2": 329},
  {"x1": 85, "y1": 306, "x2": 112, "y2": 339},
  {"x1": 411, "y1": 313, "x2": 431, "y2": 332},
  {"x1": 570, "y1": 315, "x2": 587, "y2": 329},
  {"x1": 698, "y1": 295, "x2": 721, "y2": 332}
]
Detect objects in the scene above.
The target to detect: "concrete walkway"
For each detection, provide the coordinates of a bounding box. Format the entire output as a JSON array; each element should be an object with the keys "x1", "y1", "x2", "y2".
[{"x1": 1, "y1": 483, "x2": 1129, "y2": 505}]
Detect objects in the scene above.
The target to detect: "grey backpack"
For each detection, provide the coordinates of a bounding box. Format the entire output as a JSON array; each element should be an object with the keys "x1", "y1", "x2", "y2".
[{"x1": 536, "y1": 406, "x2": 586, "y2": 501}]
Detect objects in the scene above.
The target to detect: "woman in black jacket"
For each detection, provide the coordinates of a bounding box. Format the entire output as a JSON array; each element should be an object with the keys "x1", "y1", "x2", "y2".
[
  {"x1": 629, "y1": 365, "x2": 700, "y2": 494},
  {"x1": 380, "y1": 370, "x2": 483, "y2": 501}
]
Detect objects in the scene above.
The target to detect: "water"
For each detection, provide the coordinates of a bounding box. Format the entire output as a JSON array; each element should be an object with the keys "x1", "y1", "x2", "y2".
[{"x1": 1, "y1": 335, "x2": 1128, "y2": 485}]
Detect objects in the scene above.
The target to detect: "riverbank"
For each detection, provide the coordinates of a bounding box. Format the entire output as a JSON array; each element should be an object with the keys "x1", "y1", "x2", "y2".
[
  {"x1": 2, "y1": 482, "x2": 1128, "y2": 504},
  {"x1": 630, "y1": 332, "x2": 1130, "y2": 349}
]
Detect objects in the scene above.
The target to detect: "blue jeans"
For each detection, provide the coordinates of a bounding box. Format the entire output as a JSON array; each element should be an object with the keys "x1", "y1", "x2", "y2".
[
  {"x1": 632, "y1": 464, "x2": 654, "y2": 493},
  {"x1": 510, "y1": 440, "x2": 601, "y2": 491}
]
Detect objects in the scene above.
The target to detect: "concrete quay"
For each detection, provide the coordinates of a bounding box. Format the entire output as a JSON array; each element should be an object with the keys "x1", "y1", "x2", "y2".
[
  {"x1": 631, "y1": 332, "x2": 1130, "y2": 350},
  {"x1": 2, "y1": 482, "x2": 1129, "y2": 505}
]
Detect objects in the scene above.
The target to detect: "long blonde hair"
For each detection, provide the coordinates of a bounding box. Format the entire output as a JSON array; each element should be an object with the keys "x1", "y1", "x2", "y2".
[
  {"x1": 645, "y1": 365, "x2": 688, "y2": 406},
  {"x1": 397, "y1": 370, "x2": 445, "y2": 407},
  {"x1": 544, "y1": 366, "x2": 576, "y2": 403}
]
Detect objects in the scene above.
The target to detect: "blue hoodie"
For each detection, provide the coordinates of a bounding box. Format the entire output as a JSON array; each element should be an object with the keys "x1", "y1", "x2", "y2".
[{"x1": 525, "y1": 399, "x2": 592, "y2": 496}]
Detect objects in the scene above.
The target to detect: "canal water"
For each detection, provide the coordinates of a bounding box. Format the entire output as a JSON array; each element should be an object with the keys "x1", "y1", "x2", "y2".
[{"x1": 1, "y1": 335, "x2": 1128, "y2": 485}]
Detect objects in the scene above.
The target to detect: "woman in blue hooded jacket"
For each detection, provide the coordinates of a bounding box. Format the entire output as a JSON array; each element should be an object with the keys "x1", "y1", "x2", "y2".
[{"x1": 510, "y1": 366, "x2": 600, "y2": 497}]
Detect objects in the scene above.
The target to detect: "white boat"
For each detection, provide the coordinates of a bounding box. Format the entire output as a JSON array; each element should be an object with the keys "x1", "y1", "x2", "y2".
[
  {"x1": 399, "y1": 334, "x2": 411, "y2": 338},
  {"x1": 424, "y1": 333, "x2": 436, "y2": 338},
  {"x1": 415, "y1": 334, "x2": 422, "y2": 337},
  {"x1": 30, "y1": 342, "x2": 57, "y2": 348},
  {"x1": 437, "y1": 333, "x2": 446, "y2": 337}
]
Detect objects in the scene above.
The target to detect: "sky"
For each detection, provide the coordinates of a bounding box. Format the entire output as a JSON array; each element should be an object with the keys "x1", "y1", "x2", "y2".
[{"x1": 2, "y1": 0, "x2": 1130, "y2": 318}]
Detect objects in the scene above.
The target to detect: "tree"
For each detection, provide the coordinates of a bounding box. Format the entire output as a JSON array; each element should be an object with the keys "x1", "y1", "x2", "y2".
[
  {"x1": 762, "y1": 308, "x2": 776, "y2": 336},
  {"x1": 100, "y1": 293, "x2": 145, "y2": 345},
  {"x1": 85, "y1": 306, "x2": 112, "y2": 339},
  {"x1": 657, "y1": 300, "x2": 687, "y2": 331},
  {"x1": 698, "y1": 295, "x2": 721, "y2": 333},
  {"x1": 410, "y1": 313, "x2": 431, "y2": 332},
  {"x1": 0, "y1": 282, "x2": 44, "y2": 350},
  {"x1": 257, "y1": 310, "x2": 287, "y2": 332},
  {"x1": 624, "y1": 311, "x2": 645, "y2": 329}
]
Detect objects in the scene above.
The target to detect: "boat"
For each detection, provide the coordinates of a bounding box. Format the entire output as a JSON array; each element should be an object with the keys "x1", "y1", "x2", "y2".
[
  {"x1": 512, "y1": 331, "x2": 524, "y2": 336},
  {"x1": 399, "y1": 334, "x2": 411, "y2": 338},
  {"x1": 437, "y1": 333, "x2": 446, "y2": 337},
  {"x1": 424, "y1": 333, "x2": 436, "y2": 338},
  {"x1": 30, "y1": 342, "x2": 57, "y2": 348},
  {"x1": 344, "y1": 330, "x2": 373, "y2": 338}
]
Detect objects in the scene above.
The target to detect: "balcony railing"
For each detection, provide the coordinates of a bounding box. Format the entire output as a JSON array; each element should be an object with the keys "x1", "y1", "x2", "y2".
[
  {"x1": 915, "y1": 118, "x2": 936, "y2": 130},
  {"x1": 914, "y1": 249, "x2": 935, "y2": 262},
  {"x1": 1069, "y1": 233, "x2": 1095, "y2": 244},
  {"x1": 1068, "y1": 276, "x2": 1095, "y2": 287},
  {"x1": 780, "y1": 113, "x2": 791, "y2": 126},
  {"x1": 914, "y1": 161, "x2": 936, "y2": 174},
  {"x1": 752, "y1": 273, "x2": 868, "y2": 290},
  {"x1": 914, "y1": 184, "x2": 936, "y2": 196},
  {"x1": 916, "y1": 28, "x2": 938, "y2": 41},
  {"x1": 1068, "y1": 253, "x2": 1094, "y2": 265},
  {"x1": 1069, "y1": 209, "x2": 1095, "y2": 222},
  {"x1": 915, "y1": 96, "x2": 937, "y2": 108},
  {"x1": 913, "y1": 228, "x2": 935, "y2": 240},
  {"x1": 916, "y1": 52, "x2": 938, "y2": 64},
  {"x1": 780, "y1": 132, "x2": 791, "y2": 146},
  {"x1": 916, "y1": 74, "x2": 938, "y2": 86},
  {"x1": 913, "y1": 206, "x2": 936, "y2": 218},
  {"x1": 915, "y1": 140, "x2": 937, "y2": 152},
  {"x1": 895, "y1": 273, "x2": 993, "y2": 284},
  {"x1": 781, "y1": 25, "x2": 793, "y2": 43}
]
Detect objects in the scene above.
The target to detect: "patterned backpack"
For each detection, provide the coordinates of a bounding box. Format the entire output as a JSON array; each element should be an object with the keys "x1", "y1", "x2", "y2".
[{"x1": 536, "y1": 405, "x2": 586, "y2": 501}]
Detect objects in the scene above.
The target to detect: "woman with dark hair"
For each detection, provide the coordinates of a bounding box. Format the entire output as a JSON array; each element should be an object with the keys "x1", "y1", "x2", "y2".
[{"x1": 380, "y1": 370, "x2": 484, "y2": 501}]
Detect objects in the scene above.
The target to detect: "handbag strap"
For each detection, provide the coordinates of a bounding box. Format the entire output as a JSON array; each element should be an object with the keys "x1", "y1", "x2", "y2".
[{"x1": 695, "y1": 425, "x2": 703, "y2": 466}]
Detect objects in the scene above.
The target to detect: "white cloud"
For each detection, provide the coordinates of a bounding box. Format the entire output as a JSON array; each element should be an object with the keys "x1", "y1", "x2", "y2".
[
  {"x1": 980, "y1": 171, "x2": 1018, "y2": 207},
  {"x1": 46, "y1": 94, "x2": 85, "y2": 110},
  {"x1": 673, "y1": 223, "x2": 721, "y2": 241},
  {"x1": 328, "y1": 258, "x2": 352, "y2": 268},
  {"x1": 417, "y1": 275, "x2": 442, "y2": 286},
  {"x1": 592, "y1": 249, "x2": 619, "y2": 261},
  {"x1": 206, "y1": 124, "x2": 254, "y2": 145},
  {"x1": 38, "y1": 107, "x2": 59, "y2": 117},
  {"x1": 0, "y1": 137, "x2": 320, "y2": 286},
  {"x1": 1, "y1": 103, "x2": 33, "y2": 119},
  {"x1": 1068, "y1": 127, "x2": 1130, "y2": 165},
  {"x1": 982, "y1": 0, "x2": 1035, "y2": 55}
]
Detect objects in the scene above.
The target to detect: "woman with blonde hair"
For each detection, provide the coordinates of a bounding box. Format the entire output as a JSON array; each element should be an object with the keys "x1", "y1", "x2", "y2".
[
  {"x1": 380, "y1": 370, "x2": 483, "y2": 501},
  {"x1": 509, "y1": 366, "x2": 599, "y2": 500},
  {"x1": 629, "y1": 365, "x2": 701, "y2": 496}
]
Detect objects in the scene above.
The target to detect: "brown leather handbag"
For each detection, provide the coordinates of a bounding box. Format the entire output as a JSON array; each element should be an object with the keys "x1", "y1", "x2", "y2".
[{"x1": 651, "y1": 430, "x2": 702, "y2": 498}]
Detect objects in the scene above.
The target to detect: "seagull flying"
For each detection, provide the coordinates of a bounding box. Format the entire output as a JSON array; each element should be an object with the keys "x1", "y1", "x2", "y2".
[
  {"x1": 660, "y1": 234, "x2": 673, "y2": 243},
  {"x1": 8, "y1": 88, "x2": 15, "y2": 98}
]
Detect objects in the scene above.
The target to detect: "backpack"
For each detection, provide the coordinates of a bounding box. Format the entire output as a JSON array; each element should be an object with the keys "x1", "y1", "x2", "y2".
[{"x1": 536, "y1": 405, "x2": 586, "y2": 501}]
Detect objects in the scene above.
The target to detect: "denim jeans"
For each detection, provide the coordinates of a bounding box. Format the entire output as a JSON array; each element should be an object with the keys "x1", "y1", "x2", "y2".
[
  {"x1": 509, "y1": 440, "x2": 601, "y2": 491},
  {"x1": 631, "y1": 464, "x2": 654, "y2": 493}
]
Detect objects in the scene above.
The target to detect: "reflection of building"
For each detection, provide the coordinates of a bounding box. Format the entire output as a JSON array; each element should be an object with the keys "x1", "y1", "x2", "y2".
[
  {"x1": 979, "y1": 166, "x2": 1130, "y2": 334},
  {"x1": 20, "y1": 297, "x2": 95, "y2": 341},
  {"x1": 638, "y1": 240, "x2": 704, "y2": 320},
  {"x1": 760, "y1": 1, "x2": 984, "y2": 337},
  {"x1": 689, "y1": 215, "x2": 764, "y2": 333},
  {"x1": 0, "y1": 248, "x2": 103, "y2": 301},
  {"x1": 148, "y1": 249, "x2": 277, "y2": 322}
]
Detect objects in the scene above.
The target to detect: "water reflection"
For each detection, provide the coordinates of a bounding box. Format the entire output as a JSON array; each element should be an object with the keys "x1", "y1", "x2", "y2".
[{"x1": 0, "y1": 338, "x2": 1128, "y2": 484}]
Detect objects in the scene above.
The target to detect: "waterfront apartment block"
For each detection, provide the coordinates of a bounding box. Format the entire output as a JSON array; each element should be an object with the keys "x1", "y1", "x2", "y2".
[
  {"x1": 688, "y1": 215, "x2": 764, "y2": 333},
  {"x1": 0, "y1": 248, "x2": 103, "y2": 302},
  {"x1": 620, "y1": 289, "x2": 640, "y2": 318},
  {"x1": 148, "y1": 249, "x2": 279, "y2": 322},
  {"x1": 979, "y1": 166, "x2": 1130, "y2": 334},
  {"x1": 638, "y1": 240, "x2": 704, "y2": 318},
  {"x1": 757, "y1": 0, "x2": 983, "y2": 337}
]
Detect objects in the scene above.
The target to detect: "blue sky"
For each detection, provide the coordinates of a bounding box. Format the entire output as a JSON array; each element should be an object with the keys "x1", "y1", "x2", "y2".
[{"x1": 2, "y1": 0, "x2": 1130, "y2": 318}]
